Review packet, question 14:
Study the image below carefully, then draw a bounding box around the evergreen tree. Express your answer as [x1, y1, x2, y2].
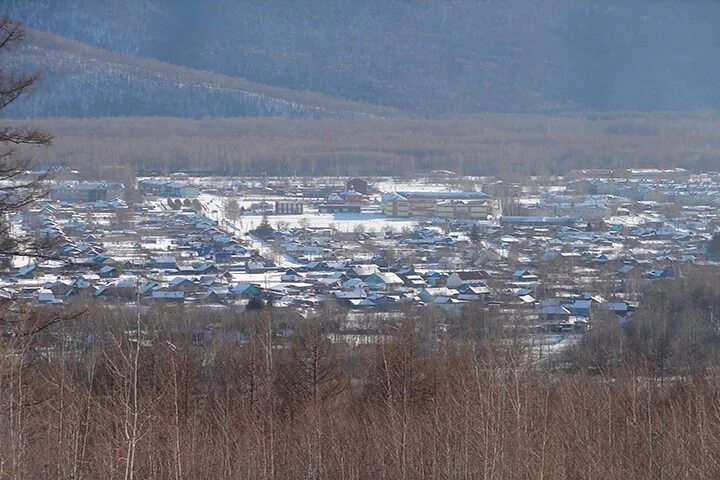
[224, 198, 241, 222]
[469, 224, 480, 242]
[255, 212, 274, 237]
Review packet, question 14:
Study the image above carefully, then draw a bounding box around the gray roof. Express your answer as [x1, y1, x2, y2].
[397, 191, 489, 200]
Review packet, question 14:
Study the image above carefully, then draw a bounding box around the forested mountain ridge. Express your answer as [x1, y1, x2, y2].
[0, 27, 392, 118]
[4, 0, 720, 117]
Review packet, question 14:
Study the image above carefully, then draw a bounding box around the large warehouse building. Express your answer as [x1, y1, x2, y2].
[382, 191, 490, 219]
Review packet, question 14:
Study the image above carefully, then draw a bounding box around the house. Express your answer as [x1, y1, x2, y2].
[246, 261, 275, 273]
[538, 303, 571, 321]
[281, 269, 305, 282]
[122, 260, 144, 271]
[364, 272, 404, 290]
[95, 279, 136, 300]
[513, 287, 534, 297]
[315, 276, 343, 290]
[367, 293, 401, 307]
[512, 269, 539, 281]
[326, 193, 345, 205]
[643, 268, 674, 280]
[598, 302, 630, 316]
[347, 178, 369, 195]
[195, 262, 218, 274]
[562, 299, 591, 317]
[347, 298, 376, 309]
[446, 271, 490, 289]
[169, 277, 198, 291]
[212, 235, 236, 247]
[618, 264, 635, 276]
[39, 203, 57, 215]
[204, 288, 230, 304]
[231, 283, 262, 298]
[299, 261, 328, 272]
[457, 290, 486, 301]
[16, 263, 38, 279]
[44, 280, 73, 297]
[98, 266, 120, 278]
[342, 278, 366, 290]
[424, 272, 448, 286]
[199, 276, 226, 288]
[86, 254, 115, 266]
[335, 289, 368, 301]
[518, 294, 536, 304]
[327, 261, 351, 270]
[458, 284, 491, 296]
[419, 287, 458, 303]
[38, 260, 64, 276]
[37, 288, 63, 305]
[401, 274, 427, 288]
[149, 256, 178, 270]
[349, 264, 380, 278]
[151, 290, 185, 303]
[67, 278, 95, 297]
[139, 281, 162, 296]
[338, 190, 363, 203]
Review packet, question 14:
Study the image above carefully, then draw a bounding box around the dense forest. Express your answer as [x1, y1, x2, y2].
[14, 113, 720, 177]
[2, 270, 720, 479]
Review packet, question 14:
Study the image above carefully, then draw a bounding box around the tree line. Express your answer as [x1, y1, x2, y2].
[11, 113, 720, 179]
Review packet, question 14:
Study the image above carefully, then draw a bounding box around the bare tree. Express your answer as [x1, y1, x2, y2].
[0, 15, 52, 266]
[277, 318, 345, 411]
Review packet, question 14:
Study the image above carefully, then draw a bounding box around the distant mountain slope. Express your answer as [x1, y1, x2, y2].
[5, 0, 566, 114]
[5, 0, 720, 116]
[1, 28, 393, 118]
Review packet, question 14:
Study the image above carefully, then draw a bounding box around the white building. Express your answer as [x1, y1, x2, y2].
[382, 191, 490, 218]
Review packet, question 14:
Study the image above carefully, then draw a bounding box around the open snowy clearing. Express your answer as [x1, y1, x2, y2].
[200, 195, 418, 234]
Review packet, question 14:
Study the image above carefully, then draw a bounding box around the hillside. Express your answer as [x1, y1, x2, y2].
[0, 28, 393, 118]
[6, 0, 720, 117]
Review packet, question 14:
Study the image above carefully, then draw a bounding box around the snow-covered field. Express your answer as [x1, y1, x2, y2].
[200, 194, 418, 234]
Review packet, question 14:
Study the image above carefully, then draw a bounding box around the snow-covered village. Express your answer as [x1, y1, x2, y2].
[5, 167, 719, 350]
[6, 4, 720, 478]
